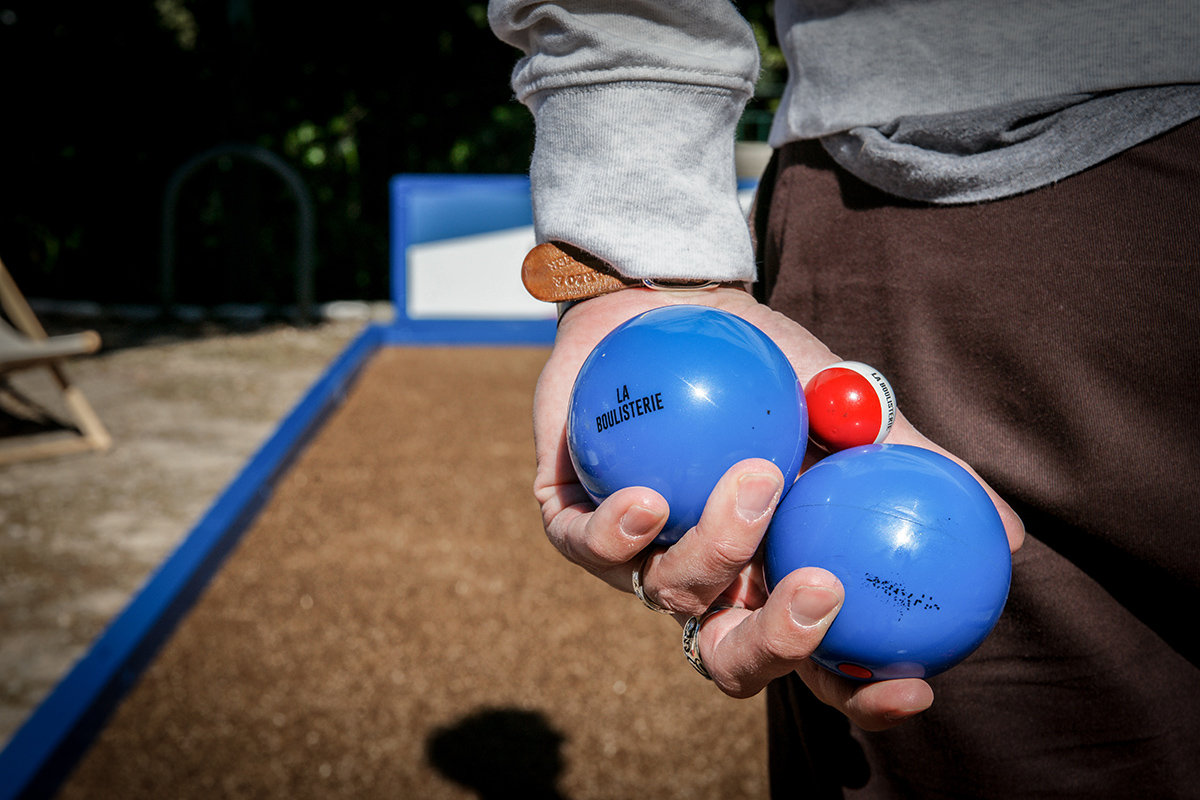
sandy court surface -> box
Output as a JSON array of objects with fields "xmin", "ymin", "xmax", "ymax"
[
  {"xmin": 1, "ymin": 319, "xmax": 768, "ymax": 798},
  {"xmin": 2, "ymin": 316, "xmax": 369, "ymax": 749}
]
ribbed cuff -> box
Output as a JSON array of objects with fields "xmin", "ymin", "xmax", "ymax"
[{"xmin": 526, "ymin": 82, "xmax": 756, "ymax": 283}]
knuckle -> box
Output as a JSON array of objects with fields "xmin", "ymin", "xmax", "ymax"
[
  {"xmin": 571, "ymin": 533, "xmax": 615, "ymax": 568},
  {"xmin": 701, "ymin": 535, "xmax": 757, "ymax": 573},
  {"xmin": 714, "ymin": 673, "xmax": 759, "ymax": 699},
  {"xmin": 544, "ymin": 524, "xmax": 573, "ymax": 560},
  {"xmin": 705, "ymin": 645, "xmax": 765, "ymax": 699},
  {"xmin": 548, "ymin": 521, "xmax": 599, "ymax": 568},
  {"xmin": 759, "ymin": 628, "xmax": 812, "ymax": 664},
  {"xmin": 653, "ymin": 585, "xmax": 704, "ymax": 616}
]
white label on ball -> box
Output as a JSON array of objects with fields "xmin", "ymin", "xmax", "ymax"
[{"xmin": 833, "ymin": 360, "xmax": 896, "ymax": 443}]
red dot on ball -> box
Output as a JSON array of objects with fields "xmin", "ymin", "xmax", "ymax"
[{"xmin": 837, "ymin": 663, "xmax": 874, "ymax": 680}]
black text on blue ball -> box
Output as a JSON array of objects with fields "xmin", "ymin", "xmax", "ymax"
[{"xmin": 596, "ymin": 392, "xmax": 665, "ymax": 432}]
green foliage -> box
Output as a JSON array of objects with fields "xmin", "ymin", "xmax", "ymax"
[
  {"xmin": 0, "ymin": 1, "xmax": 778, "ymax": 307},
  {"xmin": 736, "ymin": 1, "xmax": 784, "ymax": 142}
]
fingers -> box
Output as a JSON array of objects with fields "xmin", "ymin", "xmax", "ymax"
[
  {"xmin": 541, "ymin": 456, "xmax": 783, "ymax": 603},
  {"xmin": 697, "ymin": 567, "xmax": 843, "ymax": 698},
  {"xmin": 543, "ymin": 483, "xmax": 670, "ymax": 592},
  {"xmin": 695, "ymin": 567, "xmax": 935, "ymax": 730},
  {"xmin": 798, "ymin": 664, "xmax": 934, "ymax": 732},
  {"xmin": 641, "ymin": 458, "xmax": 784, "ymax": 617}
]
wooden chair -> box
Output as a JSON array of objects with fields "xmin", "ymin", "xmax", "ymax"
[{"xmin": 0, "ymin": 256, "xmax": 112, "ymax": 464}]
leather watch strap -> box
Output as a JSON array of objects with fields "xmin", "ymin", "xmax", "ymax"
[
  {"xmin": 522, "ymin": 241, "xmax": 736, "ymax": 303},
  {"xmin": 521, "ymin": 242, "xmax": 640, "ymax": 302}
]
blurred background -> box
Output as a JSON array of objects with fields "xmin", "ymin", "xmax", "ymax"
[{"xmin": 0, "ymin": 0, "xmax": 782, "ymax": 314}]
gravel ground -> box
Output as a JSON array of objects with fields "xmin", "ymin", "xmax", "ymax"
[
  {"xmin": 0, "ymin": 310, "xmax": 770, "ymax": 799},
  {"xmin": 0, "ymin": 312, "xmax": 371, "ymax": 748}
]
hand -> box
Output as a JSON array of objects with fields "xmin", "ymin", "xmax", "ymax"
[{"xmin": 532, "ymin": 286, "xmax": 1024, "ymax": 730}]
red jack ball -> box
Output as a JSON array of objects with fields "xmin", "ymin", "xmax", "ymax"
[{"xmin": 805, "ymin": 361, "xmax": 896, "ymax": 452}]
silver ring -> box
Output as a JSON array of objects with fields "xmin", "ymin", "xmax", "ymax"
[
  {"xmin": 682, "ymin": 605, "xmax": 736, "ymax": 680},
  {"xmin": 632, "ymin": 551, "xmax": 672, "ymax": 614}
]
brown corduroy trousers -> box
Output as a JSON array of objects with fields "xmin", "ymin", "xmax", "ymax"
[{"xmin": 755, "ymin": 120, "xmax": 1200, "ymax": 799}]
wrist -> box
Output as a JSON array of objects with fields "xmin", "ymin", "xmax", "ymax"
[
  {"xmin": 555, "ymin": 283, "xmax": 753, "ymax": 335},
  {"xmin": 522, "ymin": 241, "xmax": 749, "ymax": 322},
  {"xmin": 523, "ymin": 240, "xmax": 748, "ymax": 302},
  {"xmin": 557, "ymin": 281, "xmax": 749, "ymax": 322}
]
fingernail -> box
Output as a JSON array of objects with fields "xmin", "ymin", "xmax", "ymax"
[
  {"xmin": 620, "ymin": 504, "xmax": 664, "ymax": 539},
  {"xmin": 790, "ymin": 584, "xmax": 841, "ymax": 627},
  {"xmin": 736, "ymin": 473, "xmax": 782, "ymax": 522}
]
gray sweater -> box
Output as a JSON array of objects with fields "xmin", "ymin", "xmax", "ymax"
[{"xmin": 489, "ymin": 0, "xmax": 1200, "ymax": 283}]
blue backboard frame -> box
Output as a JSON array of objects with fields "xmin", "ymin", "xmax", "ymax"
[{"xmin": 387, "ymin": 174, "xmax": 556, "ymax": 344}]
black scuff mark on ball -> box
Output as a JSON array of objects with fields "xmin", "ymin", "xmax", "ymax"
[{"xmin": 864, "ymin": 574, "xmax": 940, "ymax": 622}]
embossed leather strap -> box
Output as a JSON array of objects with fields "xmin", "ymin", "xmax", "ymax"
[
  {"xmin": 522, "ymin": 241, "xmax": 740, "ymax": 303},
  {"xmin": 521, "ymin": 242, "xmax": 638, "ymax": 303}
]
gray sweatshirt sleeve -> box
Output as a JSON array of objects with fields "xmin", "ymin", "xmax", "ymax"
[{"xmin": 488, "ymin": 1, "xmax": 760, "ymax": 282}]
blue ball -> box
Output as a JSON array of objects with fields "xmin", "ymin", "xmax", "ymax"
[
  {"xmin": 765, "ymin": 444, "xmax": 1011, "ymax": 681},
  {"xmin": 567, "ymin": 305, "xmax": 807, "ymax": 545}
]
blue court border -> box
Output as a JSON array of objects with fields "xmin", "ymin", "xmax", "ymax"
[
  {"xmin": 0, "ymin": 175, "xmax": 561, "ymax": 799},
  {"xmin": 1, "ymin": 174, "xmax": 758, "ymax": 798},
  {"xmin": 0, "ymin": 319, "xmax": 562, "ymax": 800},
  {"xmin": 0, "ymin": 323, "xmax": 382, "ymax": 800}
]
